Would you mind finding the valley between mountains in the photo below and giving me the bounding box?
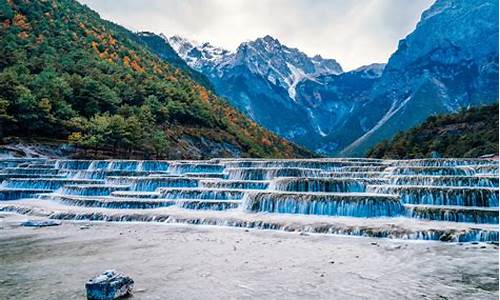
[142,0,498,156]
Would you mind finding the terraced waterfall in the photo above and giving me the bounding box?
[0,158,498,242]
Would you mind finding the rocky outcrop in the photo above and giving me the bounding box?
[85,270,134,300]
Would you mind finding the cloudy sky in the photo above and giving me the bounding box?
[78,0,434,70]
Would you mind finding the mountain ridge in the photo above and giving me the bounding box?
[163,0,498,156]
[167,34,343,100]
[163,33,345,151]
[0,0,311,159]
[340,0,499,156]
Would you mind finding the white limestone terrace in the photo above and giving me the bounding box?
[0,157,498,242]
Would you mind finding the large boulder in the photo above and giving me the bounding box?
[85,270,134,300]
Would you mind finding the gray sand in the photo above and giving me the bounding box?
[0,213,498,300]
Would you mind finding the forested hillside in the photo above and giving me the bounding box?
[0,0,310,159]
[366,104,499,159]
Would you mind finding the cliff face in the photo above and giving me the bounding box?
[340,0,499,156]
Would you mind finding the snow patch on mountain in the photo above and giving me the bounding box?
[166,34,343,100]
[166,35,232,69]
[286,63,317,100]
[421,0,452,21]
[353,63,386,78]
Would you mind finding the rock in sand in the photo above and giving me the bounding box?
[21,220,61,227]
[85,270,134,300]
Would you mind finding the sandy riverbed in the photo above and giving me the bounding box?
[0,213,498,300]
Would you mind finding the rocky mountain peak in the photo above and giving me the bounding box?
[230,35,343,99]
[166,35,231,70]
[168,34,343,100]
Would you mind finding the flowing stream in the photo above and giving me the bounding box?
[0,157,498,242]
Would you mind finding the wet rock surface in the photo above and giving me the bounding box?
[21,219,61,227]
[85,270,134,300]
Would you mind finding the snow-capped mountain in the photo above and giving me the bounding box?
[137,32,213,89]
[162,34,344,149]
[167,35,342,100]
[158,0,498,155]
[167,35,231,71]
[225,35,342,100]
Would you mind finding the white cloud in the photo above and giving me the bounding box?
[78,0,434,70]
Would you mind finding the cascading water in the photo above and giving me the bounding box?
[200,180,269,190]
[0,157,498,242]
[55,160,94,170]
[405,204,499,224]
[386,166,496,176]
[327,172,387,178]
[105,176,199,191]
[269,177,371,192]
[63,170,155,180]
[225,167,325,180]
[182,173,226,179]
[159,188,245,200]
[0,189,53,200]
[390,159,498,167]
[367,185,499,207]
[3,167,60,176]
[1,178,102,190]
[222,160,362,171]
[243,191,404,217]
[386,175,499,187]
[58,184,130,196]
[168,163,224,175]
